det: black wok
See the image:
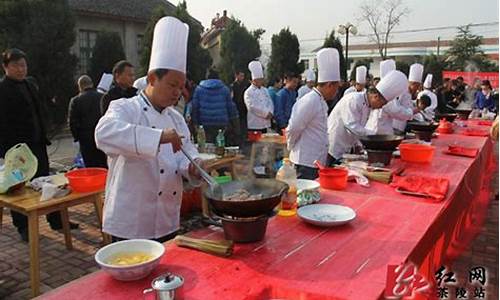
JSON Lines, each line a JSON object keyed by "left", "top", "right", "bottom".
{"left": 359, "top": 134, "right": 404, "bottom": 151}
{"left": 205, "top": 179, "right": 289, "bottom": 218}
{"left": 407, "top": 121, "right": 439, "bottom": 132}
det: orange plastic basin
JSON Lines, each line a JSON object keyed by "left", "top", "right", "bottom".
{"left": 399, "top": 144, "right": 435, "bottom": 163}
{"left": 318, "top": 167, "right": 348, "bottom": 190}
{"left": 65, "top": 168, "right": 107, "bottom": 193}
{"left": 247, "top": 131, "right": 262, "bottom": 142}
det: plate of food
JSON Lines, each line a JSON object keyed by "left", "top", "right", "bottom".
{"left": 297, "top": 204, "right": 356, "bottom": 227}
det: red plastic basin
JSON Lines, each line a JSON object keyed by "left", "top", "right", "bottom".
{"left": 399, "top": 144, "right": 435, "bottom": 163}
{"left": 65, "top": 168, "right": 107, "bottom": 193}
{"left": 248, "top": 131, "right": 262, "bottom": 142}
{"left": 318, "top": 167, "right": 348, "bottom": 190}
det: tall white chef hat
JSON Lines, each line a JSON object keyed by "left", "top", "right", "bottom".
{"left": 148, "top": 16, "right": 189, "bottom": 73}
{"left": 379, "top": 59, "right": 396, "bottom": 79}
{"left": 423, "top": 74, "right": 433, "bottom": 89}
{"left": 408, "top": 63, "right": 424, "bottom": 83}
{"left": 304, "top": 69, "right": 316, "bottom": 82}
{"left": 317, "top": 48, "right": 340, "bottom": 83}
{"left": 97, "top": 73, "right": 113, "bottom": 93}
{"left": 356, "top": 66, "right": 367, "bottom": 84}
{"left": 376, "top": 70, "right": 408, "bottom": 102}
{"left": 133, "top": 76, "right": 148, "bottom": 91}
{"left": 248, "top": 61, "right": 264, "bottom": 80}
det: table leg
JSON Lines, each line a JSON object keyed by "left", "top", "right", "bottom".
{"left": 60, "top": 208, "right": 73, "bottom": 250}
{"left": 28, "top": 212, "right": 40, "bottom": 297}
{"left": 94, "top": 195, "right": 111, "bottom": 245}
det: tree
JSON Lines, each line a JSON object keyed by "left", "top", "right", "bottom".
{"left": 349, "top": 58, "right": 373, "bottom": 81}
{"left": 359, "top": 0, "right": 410, "bottom": 59}
{"left": 0, "top": 0, "right": 77, "bottom": 130}
{"left": 322, "top": 30, "right": 347, "bottom": 81}
{"left": 219, "top": 18, "right": 263, "bottom": 83}
{"left": 445, "top": 25, "right": 497, "bottom": 72}
{"left": 395, "top": 60, "right": 410, "bottom": 77}
{"left": 267, "top": 28, "right": 303, "bottom": 79}
{"left": 89, "top": 32, "right": 126, "bottom": 83}
{"left": 140, "top": 1, "right": 212, "bottom": 83}
{"left": 423, "top": 54, "right": 446, "bottom": 86}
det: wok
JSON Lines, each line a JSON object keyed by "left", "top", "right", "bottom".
{"left": 359, "top": 134, "right": 404, "bottom": 151}
{"left": 407, "top": 121, "right": 439, "bottom": 132}
{"left": 205, "top": 179, "right": 289, "bottom": 218}
{"left": 434, "top": 113, "right": 458, "bottom": 123}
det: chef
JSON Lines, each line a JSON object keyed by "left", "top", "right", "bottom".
{"left": 365, "top": 60, "right": 416, "bottom": 135}
{"left": 286, "top": 48, "right": 340, "bottom": 180}
{"left": 327, "top": 70, "right": 408, "bottom": 163}
{"left": 95, "top": 16, "right": 201, "bottom": 242}
{"left": 393, "top": 63, "right": 424, "bottom": 133}
{"left": 343, "top": 65, "right": 367, "bottom": 96}
{"left": 244, "top": 61, "right": 274, "bottom": 133}
{"left": 297, "top": 69, "right": 316, "bottom": 99}
{"left": 417, "top": 74, "right": 438, "bottom": 118}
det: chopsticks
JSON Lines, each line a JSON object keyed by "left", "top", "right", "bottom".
{"left": 174, "top": 235, "right": 234, "bottom": 257}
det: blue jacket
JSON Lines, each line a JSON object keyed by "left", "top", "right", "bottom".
{"left": 474, "top": 91, "right": 496, "bottom": 112}
{"left": 267, "top": 86, "right": 279, "bottom": 107}
{"left": 191, "top": 79, "right": 239, "bottom": 126}
{"left": 274, "top": 87, "right": 297, "bottom": 128}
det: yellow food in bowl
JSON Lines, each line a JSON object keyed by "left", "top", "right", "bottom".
{"left": 107, "top": 252, "right": 154, "bottom": 266}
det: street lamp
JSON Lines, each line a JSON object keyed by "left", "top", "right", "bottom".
{"left": 337, "top": 22, "right": 358, "bottom": 79}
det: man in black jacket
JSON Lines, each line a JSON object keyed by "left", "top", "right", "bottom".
{"left": 0, "top": 48, "right": 78, "bottom": 241}
{"left": 100, "top": 60, "right": 137, "bottom": 114}
{"left": 230, "top": 70, "right": 250, "bottom": 145}
{"left": 68, "top": 75, "right": 107, "bottom": 168}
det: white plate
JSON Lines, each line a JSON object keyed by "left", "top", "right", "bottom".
{"left": 297, "top": 204, "right": 356, "bottom": 227}
{"left": 296, "top": 179, "right": 320, "bottom": 192}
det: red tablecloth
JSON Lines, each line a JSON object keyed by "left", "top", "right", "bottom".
{"left": 37, "top": 124, "right": 496, "bottom": 300}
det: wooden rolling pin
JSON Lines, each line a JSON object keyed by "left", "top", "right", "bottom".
{"left": 174, "top": 235, "right": 234, "bottom": 257}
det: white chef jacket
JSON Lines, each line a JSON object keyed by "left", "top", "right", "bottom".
{"left": 95, "top": 92, "right": 199, "bottom": 239}
{"left": 244, "top": 84, "right": 274, "bottom": 130}
{"left": 418, "top": 89, "right": 438, "bottom": 116}
{"left": 297, "top": 85, "right": 312, "bottom": 100}
{"left": 286, "top": 88, "right": 329, "bottom": 168}
{"left": 392, "top": 91, "right": 415, "bottom": 132}
{"left": 328, "top": 92, "right": 373, "bottom": 159}
{"left": 344, "top": 86, "right": 365, "bottom": 96}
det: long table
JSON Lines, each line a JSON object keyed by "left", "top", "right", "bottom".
{"left": 37, "top": 122, "right": 496, "bottom": 300}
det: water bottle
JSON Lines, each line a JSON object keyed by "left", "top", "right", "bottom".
{"left": 215, "top": 129, "right": 225, "bottom": 157}
{"left": 275, "top": 158, "right": 297, "bottom": 217}
{"left": 197, "top": 125, "right": 206, "bottom": 153}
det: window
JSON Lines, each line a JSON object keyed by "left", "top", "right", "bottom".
{"left": 79, "top": 30, "right": 98, "bottom": 74}
{"left": 302, "top": 59, "right": 310, "bottom": 70}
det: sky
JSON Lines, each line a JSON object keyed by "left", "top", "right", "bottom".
{"left": 184, "top": 0, "right": 499, "bottom": 49}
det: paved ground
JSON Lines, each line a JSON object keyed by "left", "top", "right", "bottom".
{"left": 0, "top": 136, "right": 498, "bottom": 299}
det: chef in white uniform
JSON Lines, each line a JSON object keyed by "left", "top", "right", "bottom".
{"left": 365, "top": 60, "right": 417, "bottom": 135}
{"left": 417, "top": 74, "right": 438, "bottom": 117}
{"left": 244, "top": 61, "right": 274, "bottom": 133}
{"left": 95, "top": 17, "right": 201, "bottom": 242}
{"left": 286, "top": 48, "right": 340, "bottom": 180}
{"left": 328, "top": 70, "right": 408, "bottom": 162}
{"left": 343, "top": 65, "right": 367, "bottom": 96}
{"left": 297, "top": 69, "right": 316, "bottom": 99}
{"left": 392, "top": 63, "right": 424, "bottom": 132}
{"left": 133, "top": 76, "right": 148, "bottom": 92}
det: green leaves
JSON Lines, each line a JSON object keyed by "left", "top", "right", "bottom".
{"left": 267, "top": 27, "right": 303, "bottom": 80}
{"left": 89, "top": 32, "right": 126, "bottom": 82}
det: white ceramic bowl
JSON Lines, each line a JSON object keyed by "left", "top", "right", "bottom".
{"left": 297, "top": 179, "right": 321, "bottom": 206}
{"left": 95, "top": 239, "right": 165, "bottom": 281}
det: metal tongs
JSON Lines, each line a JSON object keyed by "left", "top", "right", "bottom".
{"left": 180, "top": 147, "right": 223, "bottom": 199}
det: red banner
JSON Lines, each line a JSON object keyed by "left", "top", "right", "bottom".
{"left": 442, "top": 71, "right": 499, "bottom": 88}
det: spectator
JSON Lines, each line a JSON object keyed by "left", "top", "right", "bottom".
{"left": 230, "top": 70, "right": 250, "bottom": 142}
{"left": 68, "top": 75, "right": 107, "bottom": 168}
{"left": 191, "top": 69, "right": 239, "bottom": 145}
{"left": 0, "top": 48, "right": 78, "bottom": 242}
{"left": 473, "top": 80, "right": 496, "bottom": 112}
{"left": 100, "top": 60, "right": 137, "bottom": 114}
{"left": 275, "top": 72, "right": 299, "bottom": 131}
{"left": 267, "top": 76, "right": 282, "bottom": 107}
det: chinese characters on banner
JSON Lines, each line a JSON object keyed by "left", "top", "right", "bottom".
{"left": 385, "top": 263, "right": 488, "bottom": 299}
{"left": 442, "top": 71, "right": 499, "bottom": 89}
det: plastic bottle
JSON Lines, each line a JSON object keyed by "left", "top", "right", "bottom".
{"left": 197, "top": 125, "right": 206, "bottom": 153}
{"left": 215, "top": 129, "right": 225, "bottom": 157}
{"left": 275, "top": 158, "right": 297, "bottom": 217}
